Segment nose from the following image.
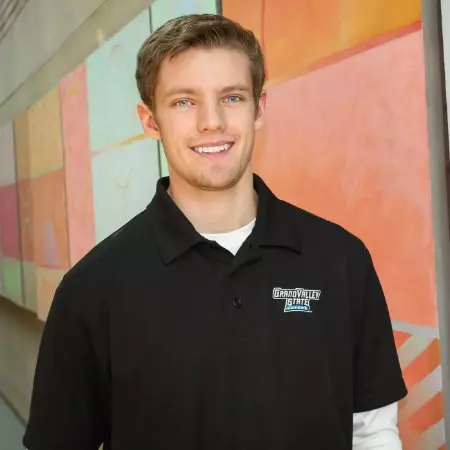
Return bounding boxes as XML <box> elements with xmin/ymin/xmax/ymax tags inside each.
<box><xmin>197</xmin><ymin>101</ymin><xmax>225</xmax><ymax>133</ymax></box>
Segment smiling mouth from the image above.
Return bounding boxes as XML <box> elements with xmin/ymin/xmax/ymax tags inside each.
<box><xmin>191</xmin><ymin>142</ymin><xmax>234</xmax><ymax>155</ymax></box>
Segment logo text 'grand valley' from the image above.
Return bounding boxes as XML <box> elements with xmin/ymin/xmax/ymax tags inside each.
<box><xmin>272</xmin><ymin>287</ymin><xmax>321</xmax><ymax>313</ymax></box>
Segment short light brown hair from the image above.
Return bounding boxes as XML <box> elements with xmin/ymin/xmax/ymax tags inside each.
<box><xmin>135</xmin><ymin>14</ymin><xmax>265</xmax><ymax>110</ymax></box>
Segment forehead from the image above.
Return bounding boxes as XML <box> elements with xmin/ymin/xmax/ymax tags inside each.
<box><xmin>156</xmin><ymin>47</ymin><xmax>252</xmax><ymax>95</ymax></box>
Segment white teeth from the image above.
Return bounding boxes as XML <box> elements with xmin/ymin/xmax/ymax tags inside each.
<box><xmin>193</xmin><ymin>143</ymin><xmax>231</xmax><ymax>154</ymax></box>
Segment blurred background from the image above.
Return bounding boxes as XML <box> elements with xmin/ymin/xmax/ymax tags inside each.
<box><xmin>1</xmin><ymin>0</ymin><xmax>450</xmax><ymax>449</ymax></box>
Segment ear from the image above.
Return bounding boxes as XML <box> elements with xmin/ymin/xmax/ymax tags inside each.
<box><xmin>254</xmin><ymin>91</ymin><xmax>267</xmax><ymax>131</ymax></box>
<box><xmin>137</xmin><ymin>102</ymin><xmax>161</xmax><ymax>139</ymax></box>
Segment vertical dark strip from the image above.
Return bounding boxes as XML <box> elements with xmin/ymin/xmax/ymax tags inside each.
<box><xmin>148</xmin><ymin>5</ymin><xmax>163</xmax><ymax>179</ymax></box>
<box><xmin>260</xmin><ymin>0</ymin><xmax>267</xmax><ymax>81</ymax></box>
<box><xmin>12</xmin><ymin>120</ymin><xmax>25</xmax><ymax>308</ymax></box>
<box><xmin>148</xmin><ymin>5</ymin><xmax>154</xmax><ymax>37</ymax></box>
<box><xmin>422</xmin><ymin>0</ymin><xmax>450</xmax><ymax>444</ymax></box>
<box><xmin>216</xmin><ymin>0</ymin><xmax>223</xmax><ymax>16</ymax></box>
<box><xmin>58</xmin><ymin>86</ymin><xmax>72</xmax><ymax>272</ymax></box>
<box><xmin>0</xmin><ymin>0</ymin><xmax>28</xmax><ymax>42</ymax></box>
<box><xmin>437</xmin><ymin>0</ymin><xmax>450</xmax><ymax>221</ymax></box>
<box><xmin>157</xmin><ymin>142</ymin><xmax>163</xmax><ymax>179</ymax></box>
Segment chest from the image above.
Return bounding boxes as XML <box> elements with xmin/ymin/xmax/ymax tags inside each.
<box><xmin>109</xmin><ymin>248</ymin><xmax>353</xmax><ymax>378</ymax></box>
<box><xmin>105</xmin><ymin>249</ymin><xmax>354</xmax><ymax>449</ymax></box>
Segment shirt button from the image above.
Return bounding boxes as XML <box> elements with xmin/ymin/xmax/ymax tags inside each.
<box><xmin>232</xmin><ymin>297</ymin><xmax>242</xmax><ymax>308</ymax></box>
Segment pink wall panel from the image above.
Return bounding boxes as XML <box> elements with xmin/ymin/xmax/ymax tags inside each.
<box><xmin>60</xmin><ymin>64</ymin><xmax>95</xmax><ymax>265</ymax></box>
<box><xmin>32</xmin><ymin>169</ymin><xmax>69</xmax><ymax>270</ymax></box>
<box><xmin>17</xmin><ymin>179</ymin><xmax>33</xmax><ymax>261</ymax></box>
<box><xmin>0</xmin><ymin>184</ymin><xmax>20</xmax><ymax>259</ymax></box>
<box><xmin>253</xmin><ymin>31</ymin><xmax>435</xmax><ymax>327</ymax></box>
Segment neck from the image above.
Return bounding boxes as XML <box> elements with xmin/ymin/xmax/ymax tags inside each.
<box><xmin>168</xmin><ymin>171</ymin><xmax>257</xmax><ymax>234</ymax></box>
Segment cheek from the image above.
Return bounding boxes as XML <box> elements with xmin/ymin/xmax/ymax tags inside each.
<box><xmin>225</xmin><ymin>106</ymin><xmax>257</xmax><ymax>131</ymax></box>
<box><xmin>160</xmin><ymin>113</ymin><xmax>193</xmax><ymax>142</ymax></box>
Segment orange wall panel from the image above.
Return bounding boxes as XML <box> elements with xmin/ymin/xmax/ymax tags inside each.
<box><xmin>223</xmin><ymin>0</ymin><xmax>422</xmax><ymax>88</ymax></box>
<box><xmin>27</xmin><ymin>88</ymin><xmax>64</xmax><ymax>178</ymax></box>
<box><xmin>14</xmin><ymin>112</ymin><xmax>31</xmax><ymax>181</ymax></box>
<box><xmin>344</xmin><ymin>0</ymin><xmax>421</xmax><ymax>48</ymax></box>
<box><xmin>254</xmin><ymin>31</ymin><xmax>435</xmax><ymax>327</ymax></box>
<box><xmin>263</xmin><ymin>0</ymin><xmax>342</xmax><ymax>83</ymax></box>
<box><xmin>36</xmin><ymin>267</ymin><xmax>66</xmax><ymax>321</ymax></box>
<box><xmin>222</xmin><ymin>0</ymin><xmax>264</xmax><ymax>45</ymax></box>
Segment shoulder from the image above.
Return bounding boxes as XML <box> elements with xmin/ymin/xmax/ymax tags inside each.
<box><xmin>278</xmin><ymin>199</ymin><xmax>370</xmax><ymax>262</ymax></box>
<box><xmin>56</xmin><ymin>209</ymin><xmax>157</xmax><ymax>310</ymax></box>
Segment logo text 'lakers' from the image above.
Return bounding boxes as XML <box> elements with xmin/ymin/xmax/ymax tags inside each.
<box><xmin>273</xmin><ymin>287</ymin><xmax>321</xmax><ymax>313</ymax></box>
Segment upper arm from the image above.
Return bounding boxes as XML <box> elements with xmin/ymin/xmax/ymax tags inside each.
<box><xmin>23</xmin><ymin>276</ymin><xmax>108</xmax><ymax>450</ymax></box>
<box><xmin>352</xmin><ymin>245</ymin><xmax>407</xmax><ymax>413</ymax></box>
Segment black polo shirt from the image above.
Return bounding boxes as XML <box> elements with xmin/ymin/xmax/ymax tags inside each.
<box><xmin>24</xmin><ymin>174</ymin><xmax>407</xmax><ymax>450</ymax></box>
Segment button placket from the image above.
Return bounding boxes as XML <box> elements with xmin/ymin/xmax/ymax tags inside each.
<box><xmin>232</xmin><ymin>297</ymin><xmax>242</xmax><ymax>309</ymax></box>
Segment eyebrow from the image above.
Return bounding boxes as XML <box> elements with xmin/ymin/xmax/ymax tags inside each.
<box><xmin>163</xmin><ymin>84</ymin><xmax>252</xmax><ymax>100</ymax></box>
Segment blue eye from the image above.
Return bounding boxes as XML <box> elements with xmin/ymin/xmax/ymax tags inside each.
<box><xmin>174</xmin><ymin>99</ymin><xmax>193</xmax><ymax>107</ymax></box>
<box><xmin>224</xmin><ymin>95</ymin><xmax>242</xmax><ymax>103</ymax></box>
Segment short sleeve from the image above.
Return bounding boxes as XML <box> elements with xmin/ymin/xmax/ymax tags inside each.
<box><xmin>23</xmin><ymin>276</ymin><xmax>107</xmax><ymax>450</ymax></box>
<box><xmin>352</xmin><ymin>247</ymin><xmax>408</xmax><ymax>413</ymax></box>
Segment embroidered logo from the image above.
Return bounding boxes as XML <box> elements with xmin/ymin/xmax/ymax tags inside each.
<box><xmin>272</xmin><ymin>287</ymin><xmax>321</xmax><ymax>313</ymax></box>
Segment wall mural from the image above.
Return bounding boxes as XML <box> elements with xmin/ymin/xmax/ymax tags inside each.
<box><xmin>0</xmin><ymin>0</ymin><xmax>444</xmax><ymax>448</ymax></box>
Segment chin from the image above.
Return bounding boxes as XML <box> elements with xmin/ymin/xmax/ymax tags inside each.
<box><xmin>192</xmin><ymin>173</ymin><xmax>243</xmax><ymax>192</ymax></box>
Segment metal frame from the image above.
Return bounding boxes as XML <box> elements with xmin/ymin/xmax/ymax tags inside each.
<box><xmin>423</xmin><ymin>0</ymin><xmax>450</xmax><ymax>443</ymax></box>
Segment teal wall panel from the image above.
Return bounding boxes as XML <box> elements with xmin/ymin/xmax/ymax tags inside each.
<box><xmin>92</xmin><ymin>139</ymin><xmax>159</xmax><ymax>244</ymax></box>
<box><xmin>86</xmin><ymin>10</ymin><xmax>151</xmax><ymax>152</ymax></box>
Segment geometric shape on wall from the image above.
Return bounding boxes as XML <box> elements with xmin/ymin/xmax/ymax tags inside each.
<box><xmin>344</xmin><ymin>0</ymin><xmax>421</xmax><ymax>48</ymax></box>
<box><xmin>253</xmin><ymin>30</ymin><xmax>435</xmax><ymax>327</ymax></box>
<box><xmin>86</xmin><ymin>10</ymin><xmax>151</xmax><ymax>152</ymax></box>
<box><xmin>0</xmin><ymin>122</ymin><xmax>16</xmax><ymax>186</ymax></box>
<box><xmin>27</xmin><ymin>87</ymin><xmax>64</xmax><ymax>178</ymax></box>
<box><xmin>92</xmin><ymin>138</ymin><xmax>160</xmax><ymax>243</ymax></box>
<box><xmin>36</xmin><ymin>267</ymin><xmax>66</xmax><ymax>321</ymax></box>
<box><xmin>396</xmin><ymin>333</ymin><xmax>445</xmax><ymax>449</ymax></box>
<box><xmin>0</xmin><ymin>183</ymin><xmax>21</xmax><ymax>260</ymax></box>
<box><xmin>17</xmin><ymin>179</ymin><xmax>34</xmax><ymax>261</ymax></box>
<box><xmin>43</xmin><ymin>221</ymin><xmax>60</xmax><ymax>268</ymax></box>
<box><xmin>1</xmin><ymin>257</ymin><xmax>23</xmax><ymax>306</ymax></box>
<box><xmin>60</xmin><ymin>64</ymin><xmax>96</xmax><ymax>266</ymax></box>
<box><xmin>32</xmin><ymin>169</ymin><xmax>69</xmax><ymax>269</ymax></box>
<box><xmin>414</xmin><ymin>417</ymin><xmax>445</xmax><ymax>450</ymax></box>
<box><xmin>223</xmin><ymin>0</ymin><xmax>421</xmax><ymax>88</ymax></box>
<box><xmin>263</xmin><ymin>0</ymin><xmax>342</xmax><ymax>83</ymax></box>
<box><xmin>394</xmin><ymin>330</ymin><xmax>412</xmax><ymax>349</ymax></box>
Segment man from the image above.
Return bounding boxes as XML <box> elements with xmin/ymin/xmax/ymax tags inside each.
<box><xmin>24</xmin><ymin>14</ymin><xmax>407</xmax><ymax>450</ymax></box>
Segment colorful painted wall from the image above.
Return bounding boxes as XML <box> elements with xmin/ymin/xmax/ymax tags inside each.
<box><xmin>0</xmin><ymin>0</ymin><xmax>219</xmax><ymax>321</ymax></box>
<box><xmin>0</xmin><ymin>0</ymin><xmax>445</xmax><ymax>448</ymax></box>
<box><xmin>223</xmin><ymin>0</ymin><xmax>444</xmax><ymax>448</ymax></box>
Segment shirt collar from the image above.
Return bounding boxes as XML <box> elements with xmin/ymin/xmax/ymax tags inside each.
<box><xmin>146</xmin><ymin>174</ymin><xmax>302</xmax><ymax>264</ymax></box>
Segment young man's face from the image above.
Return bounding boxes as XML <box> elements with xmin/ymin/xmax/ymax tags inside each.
<box><xmin>138</xmin><ymin>47</ymin><xmax>266</xmax><ymax>191</ymax></box>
